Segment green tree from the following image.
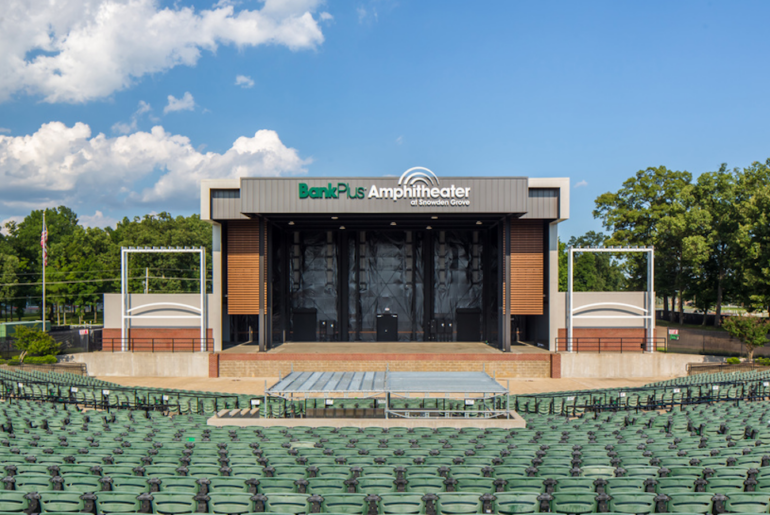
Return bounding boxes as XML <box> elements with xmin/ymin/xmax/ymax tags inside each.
<box><xmin>0</xmin><ymin>253</ymin><xmax>20</xmax><ymax>323</ymax></box>
<box><xmin>13</xmin><ymin>325</ymin><xmax>61</xmax><ymax>360</ymax></box>
<box><xmin>691</xmin><ymin>165</ymin><xmax>740</xmax><ymax>326</ymax></box>
<box><xmin>594</xmin><ymin>166</ymin><xmax>693</xmax><ymax>322</ymax></box>
<box><xmin>733</xmin><ymin>160</ymin><xmax>770</xmax><ymax>314</ymax></box>
<box><xmin>558</xmin><ymin>232</ymin><xmax>626</xmax><ymax>292</ymax></box>
<box><xmin>722</xmin><ymin>315</ymin><xmax>770</xmax><ymax>362</ymax></box>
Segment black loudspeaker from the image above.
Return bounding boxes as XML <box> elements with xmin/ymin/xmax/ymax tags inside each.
<box><xmin>376</xmin><ymin>314</ymin><xmax>398</xmax><ymax>342</ymax></box>
<box><xmin>293</xmin><ymin>308</ymin><xmax>317</xmax><ymax>342</ymax></box>
<box><xmin>456</xmin><ymin>308</ymin><xmax>482</xmax><ymax>342</ymax></box>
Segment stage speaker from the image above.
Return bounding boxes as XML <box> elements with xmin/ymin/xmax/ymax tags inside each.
<box><xmin>456</xmin><ymin>308</ymin><xmax>482</xmax><ymax>342</ymax></box>
<box><xmin>376</xmin><ymin>313</ymin><xmax>398</xmax><ymax>342</ymax></box>
<box><xmin>292</xmin><ymin>308</ymin><xmax>317</xmax><ymax>341</ymax></box>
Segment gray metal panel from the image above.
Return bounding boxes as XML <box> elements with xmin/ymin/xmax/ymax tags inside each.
<box><xmin>521</xmin><ymin>188</ymin><xmax>559</xmax><ymax>219</ymax></box>
<box><xmin>266</xmin><ymin>371</ymin><xmax>507</xmax><ymax>394</ymax></box>
<box><xmin>211</xmin><ymin>189</ymin><xmax>247</xmax><ymax>220</ymax></box>
<box><xmin>387</xmin><ymin>372</ymin><xmax>508</xmax><ymax>393</ymax></box>
<box><xmin>239</xmin><ymin>177</ymin><xmax>529</xmax><ymax>215</ymax></box>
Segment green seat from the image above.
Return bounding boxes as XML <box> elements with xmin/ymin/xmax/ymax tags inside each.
<box><xmin>307</xmin><ymin>477</ymin><xmax>349</xmax><ymax>494</ymax></box>
<box><xmin>705</xmin><ymin>477</ymin><xmax>746</xmax><ymax>492</ymax></box>
<box><xmin>494</xmin><ymin>492</ymin><xmax>541</xmax><ymax>514</ymax></box>
<box><xmin>723</xmin><ymin>493</ymin><xmax>770</xmax><ymax>513</ymax></box>
<box><xmin>110</xmin><ymin>476</ymin><xmax>150</xmax><ymax>493</ymax></box>
<box><xmin>667</xmin><ymin>493</ymin><xmax>715</xmax><ymax>515</ymax></box>
<box><xmin>208</xmin><ymin>492</ymin><xmax>254</xmax><ymax>514</ymax></box>
<box><xmin>149</xmin><ymin>492</ymin><xmax>198</xmax><ymax>514</ymax></box>
<box><xmin>357</xmin><ymin>476</ymin><xmax>396</xmax><ymax>493</ymax></box>
<box><xmin>208</xmin><ymin>477</ymin><xmax>253</xmax><ymax>493</ymax></box>
<box><xmin>157</xmin><ymin>477</ymin><xmax>200</xmax><ymax>493</ymax></box>
<box><xmin>95</xmin><ymin>492</ymin><xmax>143</xmax><ymax>514</ymax></box>
<box><xmin>379</xmin><ymin>492</ymin><xmax>425</xmax><ymax>514</ymax></box>
<box><xmin>256</xmin><ymin>478</ymin><xmax>298</xmax><ymax>493</ymax></box>
<box><xmin>39</xmin><ymin>491</ymin><xmax>88</xmax><ymax>513</ymax></box>
<box><xmin>263</xmin><ymin>493</ymin><xmax>312</xmax><ymax>514</ymax></box>
<box><xmin>436</xmin><ymin>492</ymin><xmax>484</xmax><ymax>514</ymax></box>
<box><xmin>406</xmin><ymin>475</ymin><xmax>446</xmax><ymax>493</ymax></box>
<box><xmin>656</xmin><ymin>477</ymin><xmax>695</xmax><ymax>494</ymax></box>
<box><xmin>607</xmin><ymin>493</ymin><xmax>656</xmax><ymax>514</ymax></box>
<box><xmin>553</xmin><ymin>478</ymin><xmax>596</xmax><ymax>492</ymax></box>
<box><xmin>505</xmin><ymin>478</ymin><xmax>545</xmax><ymax>493</ymax></box>
<box><xmin>605</xmin><ymin>478</ymin><xmax>646</xmax><ymax>494</ymax></box>
<box><xmin>550</xmin><ymin>492</ymin><xmax>598</xmax><ymax>514</ymax></box>
<box><xmin>62</xmin><ymin>474</ymin><xmax>103</xmax><ymax>491</ymax></box>
<box><xmin>320</xmin><ymin>493</ymin><xmax>368</xmax><ymax>514</ymax></box>
<box><xmin>0</xmin><ymin>491</ymin><xmax>30</xmax><ymax>513</ymax></box>
<box><xmin>455</xmin><ymin>477</ymin><xmax>495</xmax><ymax>493</ymax></box>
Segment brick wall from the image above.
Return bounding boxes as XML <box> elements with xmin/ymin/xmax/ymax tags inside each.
<box><xmin>556</xmin><ymin>328</ymin><xmax>647</xmax><ymax>352</ymax></box>
<box><xmin>102</xmin><ymin>328</ymin><xmax>213</xmax><ymax>352</ymax></box>
<box><xmin>211</xmin><ymin>352</ymin><xmax>556</xmax><ymax>379</ymax></box>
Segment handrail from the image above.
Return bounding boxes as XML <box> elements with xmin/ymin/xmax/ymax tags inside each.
<box><xmin>126</xmin><ymin>302</ymin><xmax>203</xmax><ymax>314</ymax></box>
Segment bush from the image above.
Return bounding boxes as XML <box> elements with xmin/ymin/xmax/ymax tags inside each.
<box><xmin>22</xmin><ymin>355</ymin><xmax>57</xmax><ymax>365</ymax></box>
<box><xmin>13</xmin><ymin>326</ymin><xmax>60</xmax><ymax>357</ymax></box>
<box><xmin>0</xmin><ymin>359</ymin><xmax>6</xmax><ymax>365</ymax></box>
<box><xmin>726</xmin><ymin>357</ymin><xmax>741</xmax><ymax>364</ymax></box>
<box><xmin>7</xmin><ymin>357</ymin><xmax>20</xmax><ymax>366</ymax></box>
<box><xmin>756</xmin><ymin>357</ymin><xmax>770</xmax><ymax>366</ymax></box>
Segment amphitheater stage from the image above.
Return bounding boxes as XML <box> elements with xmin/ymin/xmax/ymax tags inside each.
<box><xmin>207</xmin><ymin>415</ymin><xmax>527</xmax><ymax>429</ymax></box>
<box><xmin>211</xmin><ymin>341</ymin><xmax>559</xmax><ymax>379</ymax></box>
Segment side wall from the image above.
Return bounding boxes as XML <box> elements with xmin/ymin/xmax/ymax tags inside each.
<box><xmin>62</xmin><ymin>352</ymin><xmax>210</xmax><ymax>377</ymax></box>
<box><xmin>560</xmin><ymin>352</ymin><xmax>711</xmax><ymax>378</ymax></box>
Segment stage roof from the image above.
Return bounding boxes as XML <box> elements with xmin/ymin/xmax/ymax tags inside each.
<box><xmin>266</xmin><ymin>371</ymin><xmax>507</xmax><ymax>395</ymax></box>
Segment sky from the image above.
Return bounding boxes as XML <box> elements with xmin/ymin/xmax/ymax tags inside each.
<box><xmin>2</xmin><ymin>0</ymin><xmax>770</xmax><ymax>241</ymax></box>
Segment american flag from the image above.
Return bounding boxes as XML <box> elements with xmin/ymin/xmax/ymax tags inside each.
<box><xmin>41</xmin><ymin>216</ymin><xmax>48</xmax><ymax>267</ymax></box>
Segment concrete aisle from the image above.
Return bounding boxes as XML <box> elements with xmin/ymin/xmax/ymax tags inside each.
<box><xmin>98</xmin><ymin>375</ymin><xmax>672</xmax><ymax>396</ymax></box>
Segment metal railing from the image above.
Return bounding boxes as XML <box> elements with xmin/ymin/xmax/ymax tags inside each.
<box><xmin>556</xmin><ymin>337</ymin><xmax>666</xmax><ymax>353</ymax></box>
<box><xmin>514</xmin><ymin>377</ymin><xmax>770</xmax><ymax>416</ymax></box>
<box><xmin>102</xmin><ymin>338</ymin><xmax>213</xmax><ymax>352</ymax></box>
<box><xmin>0</xmin><ymin>377</ymin><xmax>238</xmax><ymax>414</ymax></box>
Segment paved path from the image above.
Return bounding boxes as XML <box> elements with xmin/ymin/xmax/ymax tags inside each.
<box><xmin>98</xmin><ymin>375</ymin><xmax>672</xmax><ymax>396</ymax></box>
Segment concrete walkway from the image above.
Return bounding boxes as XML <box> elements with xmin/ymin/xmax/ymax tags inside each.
<box><xmin>98</xmin><ymin>375</ymin><xmax>672</xmax><ymax>396</ymax></box>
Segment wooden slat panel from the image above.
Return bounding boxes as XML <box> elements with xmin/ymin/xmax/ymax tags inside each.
<box><xmin>510</xmin><ymin>220</ymin><xmax>544</xmax><ymax>315</ymax></box>
<box><xmin>227</xmin><ymin>221</ymin><xmax>261</xmax><ymax>314</ymax></box>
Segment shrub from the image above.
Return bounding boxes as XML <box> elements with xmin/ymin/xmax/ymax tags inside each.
<box><xmin>723</xmin><ymin>316</ymin><xmax>770</xmax><ymax>362</ymax></box>
<box><xmin>7</xmin><ymin>357</ymin><xmax>20</xmax><ymax>366</ymax></box>
<box><xmin>726</xmin><ymin>357</ymin><xmax>741</xmax><ymax>365</ymax></box>
<box><xmin>0</xmin><ymin>359</ymin><xmax>6</xmax><ymax>365</ymax></box>
<box><xmin>13</xmin><ymin>326</ymin><xmax>60</xmax><ymax>358</ymax></box>
<box><xmin>22</xmin><ymin>355</ymin><xmax>57</xmax><ymax>365</ymax></box>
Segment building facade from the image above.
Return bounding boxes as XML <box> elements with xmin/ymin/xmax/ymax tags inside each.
<box><xmin>201</xmin><ymin>172</ymin><xmax>569</xmax><ymax>352</ymax></box>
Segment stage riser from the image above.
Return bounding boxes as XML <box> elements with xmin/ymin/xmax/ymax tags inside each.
<box><xmin>210</xmin><ymin>353</ymin><xmax>561</xmax><ymax>379</ymax></box>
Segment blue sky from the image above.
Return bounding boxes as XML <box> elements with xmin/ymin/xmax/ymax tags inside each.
<box><xmin>2</xmin><ymin>0</ymin><xmax>770</xmax><ymax>240</ymax></box>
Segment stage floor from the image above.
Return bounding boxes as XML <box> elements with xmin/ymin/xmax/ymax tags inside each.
<box><xmin>222</xmin><ymin>341</ymin><xmax>550</xmax><ymax>354</ymax></box>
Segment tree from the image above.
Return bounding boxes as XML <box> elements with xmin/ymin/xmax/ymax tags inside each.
<box><xmin>558</xmin><ymin>232</ymin><xmax>626</xmax><ymax>292</ymax></box>
<box><xmin>722</xmin><ymin>315</ymin><xmax>770</xmax><ymax>362</ymax></box>
<box><xmin>13</xmin><ymin>325</ymin><xmax>61</xmax><ymax>361</ymax></box>
<box><xmin>0</xmin><ymin>253</ymin><xmax>20</xmax><ymax>323</ymax></box>
<box><xmin>691</xmin><ymin>165</ymin><xmax>740</xmax><ymax>326</ymax></box>
<box><xmin>594</xmin><ymin>166</ymin><xmax>692</xmax><ymax>320</ymax></box>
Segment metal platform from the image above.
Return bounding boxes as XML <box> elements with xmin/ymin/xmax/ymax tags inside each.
<box><xmin>266</xmin><ymin>371</ymin><xmax>511</xmax><ymax>419</ymax></box>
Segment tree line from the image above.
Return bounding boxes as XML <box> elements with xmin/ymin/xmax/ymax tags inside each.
<box><xmin>586</xmin><ymin>161</ymin><xmax>770</xmax><ymax>327</ymax></box>
<box><xmin>0</xmin><ymin>208</ymin><xmax>212</xmax><ymax>324</ymax></box>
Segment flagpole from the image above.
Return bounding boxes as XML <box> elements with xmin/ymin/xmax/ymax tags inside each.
<box><xmin>42</xmin><ymin>211</ymin><xmax>46</xmax><ymax>329</ymax></box>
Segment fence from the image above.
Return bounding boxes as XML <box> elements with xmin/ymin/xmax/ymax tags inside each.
<box><xmin>664</xmin><ymin>328</ymin><xmax>770</xmax><ymax>358</ymax></box>
<box><xmin>0</xmin><ymin>327</ymin><xmax>102</xmax><ymax>359</ymax></box>
<box><xmin>555</xmin><ymin>337</ymin><xmax>666</xmax><ymax>353</ymax></box>
<box><xmin>1</xmin><ymin>362</ymin><xmax>89</xmax><ymax>376</ymax></box>
<box><xmin>514</xmin><ymin>377</ymin><xmax>770</xmax><ymax>416</ymax></box>
<box><xmin>101</xmin><ymin>338</ymin><xmax>213</xmax><ymax>352</ymax></box>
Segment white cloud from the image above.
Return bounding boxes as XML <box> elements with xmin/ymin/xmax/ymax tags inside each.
<box><xmin>112</xmin><ymin>100</ymin><xmax>153</xmax><ymax>134</ymax></box>
<box><xmin>0</xmin><ymin>0</ymin><xmax>326</xmax><ymax>104</ymax></box>
<box><xmin>1</xmin><ymin>216</ymin><xmax>25</xmax><ymax>236</ymax></box>
<box><xmin>574</xmin><ymin>180</ymin><xmax>588</xmax><ymax>188</ymax></box>
<box><xmin>0</xmin><ymin>128</ymin><xmax>10</xmax><ymax>134</ymax></box>
<box><xmin>79</xmin><ymin>210</ymin><xmax>119</xmax><ymax>229</ymax></box>
<box><xmin>235</xmin><ymin>75</ymin><xmax>255</xmax><ymax>88</ymax></box>
<box><xmin>395</xmin><ymin>135</ymin><xmax>403</xmax><ymax>145</ymax></box>
<box><xmin>164</xmin><ymin>92</ymin><xmax>195</xmax><ymax>114</ymax></box>
<box><xmin>0</xmin><ymin>121</ymin><xmax>310</xmax><ymax>215</ymax></box>
<box><xmin>319</xmin><ymin>12</ymin><xmax>333</xmax><ymax>21</ymax></box>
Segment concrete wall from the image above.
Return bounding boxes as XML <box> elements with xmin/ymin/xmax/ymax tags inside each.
<box><xmin>62</xmin><ymin>352</ymin><xmax>209</xmax><ymax>377</ymax></box>
<box><xmin>560</xmin><ymin>352</ymin><xmax>711</xmax><ymax>378</ymax></box>
<box><xmin>104</xmin><ymin>293</ymin><xmax>217</xmax><ymax>329</ymax></box>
